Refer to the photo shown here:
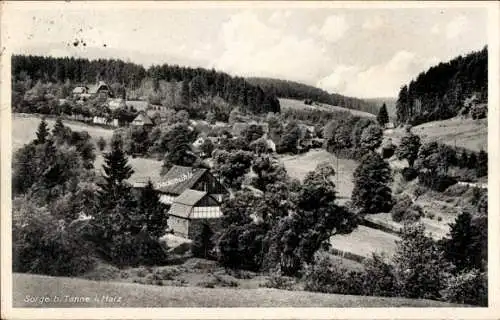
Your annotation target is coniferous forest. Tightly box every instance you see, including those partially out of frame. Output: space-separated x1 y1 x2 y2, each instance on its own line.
11 55 281 115
396 46 487 126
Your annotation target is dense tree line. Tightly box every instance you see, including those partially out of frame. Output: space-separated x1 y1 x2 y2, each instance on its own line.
324 116 384 161
247 77 379 115
12 55 280 115
396 46 487 125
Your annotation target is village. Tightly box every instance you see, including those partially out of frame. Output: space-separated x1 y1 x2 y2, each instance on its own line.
47 78 326 242
7 5 490 308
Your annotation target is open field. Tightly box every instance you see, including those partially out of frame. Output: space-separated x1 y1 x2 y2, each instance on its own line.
279 98 376 118
330 225 400 259
12 114 164 181
364 212 450 240
12 113 114 151
385 117 487 153
13 273 463 307
94 154 164 183
280 149 357 203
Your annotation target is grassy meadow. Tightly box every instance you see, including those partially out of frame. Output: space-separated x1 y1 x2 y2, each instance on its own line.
13 273 464 307
12 113 115 151
280 149 358 203
279 98 376 118
385 117 487 153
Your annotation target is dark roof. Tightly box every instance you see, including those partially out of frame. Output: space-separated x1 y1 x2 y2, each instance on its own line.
132 112 154 125
89 81 110 94
175 189 207 206
156 165 208 195
168 189 220 219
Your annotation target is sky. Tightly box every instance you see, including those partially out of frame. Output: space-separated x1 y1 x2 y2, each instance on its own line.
2 2 489 98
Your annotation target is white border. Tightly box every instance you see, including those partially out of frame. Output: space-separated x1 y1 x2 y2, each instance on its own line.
1 1 499 319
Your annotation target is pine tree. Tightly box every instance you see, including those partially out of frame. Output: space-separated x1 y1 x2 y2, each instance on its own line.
476 150 487 177
96 136 135 212
51 117 69 143
136 180 168 239
181 79 190 106
377 103 389 127
34 118 49 145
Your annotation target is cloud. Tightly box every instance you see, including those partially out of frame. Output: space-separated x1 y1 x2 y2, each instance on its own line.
214 11 331 83
309 14 349 43
445 15 469 39
268 10 292 26
431 24 441 34
317 51 440 98
362 16 384 30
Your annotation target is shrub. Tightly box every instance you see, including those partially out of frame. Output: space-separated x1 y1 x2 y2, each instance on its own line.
418 172 457 192
441 269 487 306
199 274 239 288
471 104 487 120
401 167 419 181
108 233 168 267
363 254 397 297
393 223 453 300
304 255 364 295
153 267 180 281
12 202 96 277
135 266 148 277
391 195 422 223
263 273 296 291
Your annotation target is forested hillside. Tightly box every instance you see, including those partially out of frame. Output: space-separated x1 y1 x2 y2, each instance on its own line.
246 77 379 115
396 46 487 126
11 55 280 115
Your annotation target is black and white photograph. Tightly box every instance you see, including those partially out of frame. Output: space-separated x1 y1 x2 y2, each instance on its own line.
0 1 498 318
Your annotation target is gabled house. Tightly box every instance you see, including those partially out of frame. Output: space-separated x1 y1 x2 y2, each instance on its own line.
88 81 113 100
154 165 228 205
167 189 222 239
131 112 154 129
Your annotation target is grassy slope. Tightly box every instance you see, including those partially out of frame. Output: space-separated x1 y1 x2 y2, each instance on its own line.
385 117 487 153
12 114 114 151
13 273 462 307
279 98 376 118
279 149 358 203
12 114 164 181
330 225 400 258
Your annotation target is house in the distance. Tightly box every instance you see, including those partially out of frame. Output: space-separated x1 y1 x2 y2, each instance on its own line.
72 86 89 98
89 81 113 100
167 189 222 239
131 112 154 129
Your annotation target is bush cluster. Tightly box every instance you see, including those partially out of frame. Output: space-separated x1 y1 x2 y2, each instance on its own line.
390 195 422 223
